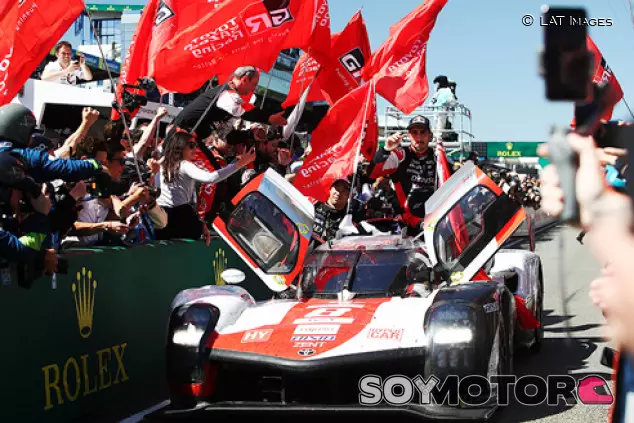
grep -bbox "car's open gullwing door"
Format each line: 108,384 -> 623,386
423,161 -> 526,284
213,169 -> 315,292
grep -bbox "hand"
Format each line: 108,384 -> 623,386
82,107 -> 100,126
385,133 -> 404,151
268,111 -> 287,126
106,221 -> 130,236
78,54 -> 86,66
29,184 -> 51,215
69,180 -> 88,201
156,106 -> 168,119
538,133 -> 605,226
202,224 -> 211,246
67,63 -> 80,74
147,158 -> 161,175
43,249 -> 58,275
277,148 -> 292,166
236,147 -> 256,168
126,211 -> 141,228
596,147 -> 628,167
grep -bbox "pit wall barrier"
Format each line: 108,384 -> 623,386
0,238 -> 268,423
512,209 -> 557,237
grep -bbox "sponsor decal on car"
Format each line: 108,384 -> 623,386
273,275 -> 286,286
297,348 -> 316,356
294,324 -> 340,335
297,222 -> 310,235
293,307 -> 355,325
367,328 -> 404,341
241,329 -> 273,343
291,335 -> 336,341
293,341 -> 327,348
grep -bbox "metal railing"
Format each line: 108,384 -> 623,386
381,104 -> 474,158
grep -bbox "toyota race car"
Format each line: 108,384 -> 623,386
148,163 -> 544,421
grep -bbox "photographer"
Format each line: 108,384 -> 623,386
41,41 -> 93,85
0,153 -> 57,275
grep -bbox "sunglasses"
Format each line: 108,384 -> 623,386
187,142 -> 197,149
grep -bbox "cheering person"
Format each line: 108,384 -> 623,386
155,131 -> 255,243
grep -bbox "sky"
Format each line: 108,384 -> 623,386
328,0 -> 634,142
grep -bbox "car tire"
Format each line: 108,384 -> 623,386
530,264 -> 544,354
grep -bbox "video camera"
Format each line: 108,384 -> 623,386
539,5 -> 632,222
112,77 -> 157,122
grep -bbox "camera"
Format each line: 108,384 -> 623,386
112,77 -> 157,121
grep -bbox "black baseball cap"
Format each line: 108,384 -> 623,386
407,115 -> 430,130
331,178 -> 351,189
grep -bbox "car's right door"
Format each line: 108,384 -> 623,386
423,161 -> 526,284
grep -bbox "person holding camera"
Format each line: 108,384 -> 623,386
155,131 -> 256,244
41,41 -> 93,85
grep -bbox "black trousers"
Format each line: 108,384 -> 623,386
155,204 -> 203,241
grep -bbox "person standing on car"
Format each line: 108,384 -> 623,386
368,115 -> 437,236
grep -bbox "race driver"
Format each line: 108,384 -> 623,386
368,115 -> 437,235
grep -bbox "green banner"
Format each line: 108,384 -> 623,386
486,142 -> 544,158
86,4 -> 144,12
0,239 -> 267,422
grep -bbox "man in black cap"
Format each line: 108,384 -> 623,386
368,115 -> 437,235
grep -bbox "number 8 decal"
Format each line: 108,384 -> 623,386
304,308 -> 351,318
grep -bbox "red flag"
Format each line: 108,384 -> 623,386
570,35 -> 623,127
0,2 -> 18,103
361,89 -> 378,161
293,81 -> 375,202
281,53 -> 324,109
305,0 -> 331,67
318,10 -> 371,106
362,0 -> 448,114
112,0 -> 159,120
153,0 -> 326,94
0,0 -> 84,106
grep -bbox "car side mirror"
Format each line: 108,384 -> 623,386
221,269 -> 245,285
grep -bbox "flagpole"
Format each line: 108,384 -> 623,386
622,98 -> 634,121
259,72 -> 274,108
346,81 -> 375,215
290,48 -> 313,153
85,7 -> 144,184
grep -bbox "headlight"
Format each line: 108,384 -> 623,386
168,304 -> 219,350
433,327 -> 473,344
173,324 -> 207,347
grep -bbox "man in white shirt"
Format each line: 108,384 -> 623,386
41,41 -> 93,85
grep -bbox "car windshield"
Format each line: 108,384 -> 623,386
300,249 -> 418,297
434,186 -> 497,268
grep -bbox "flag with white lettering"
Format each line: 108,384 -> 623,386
570,35 -> 624,128
0,0 -> 84,106
293,81 -> 375,202
152,0 -> 329,94
362,0 -> 448,114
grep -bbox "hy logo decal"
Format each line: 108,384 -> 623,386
72,267 -> 97,339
